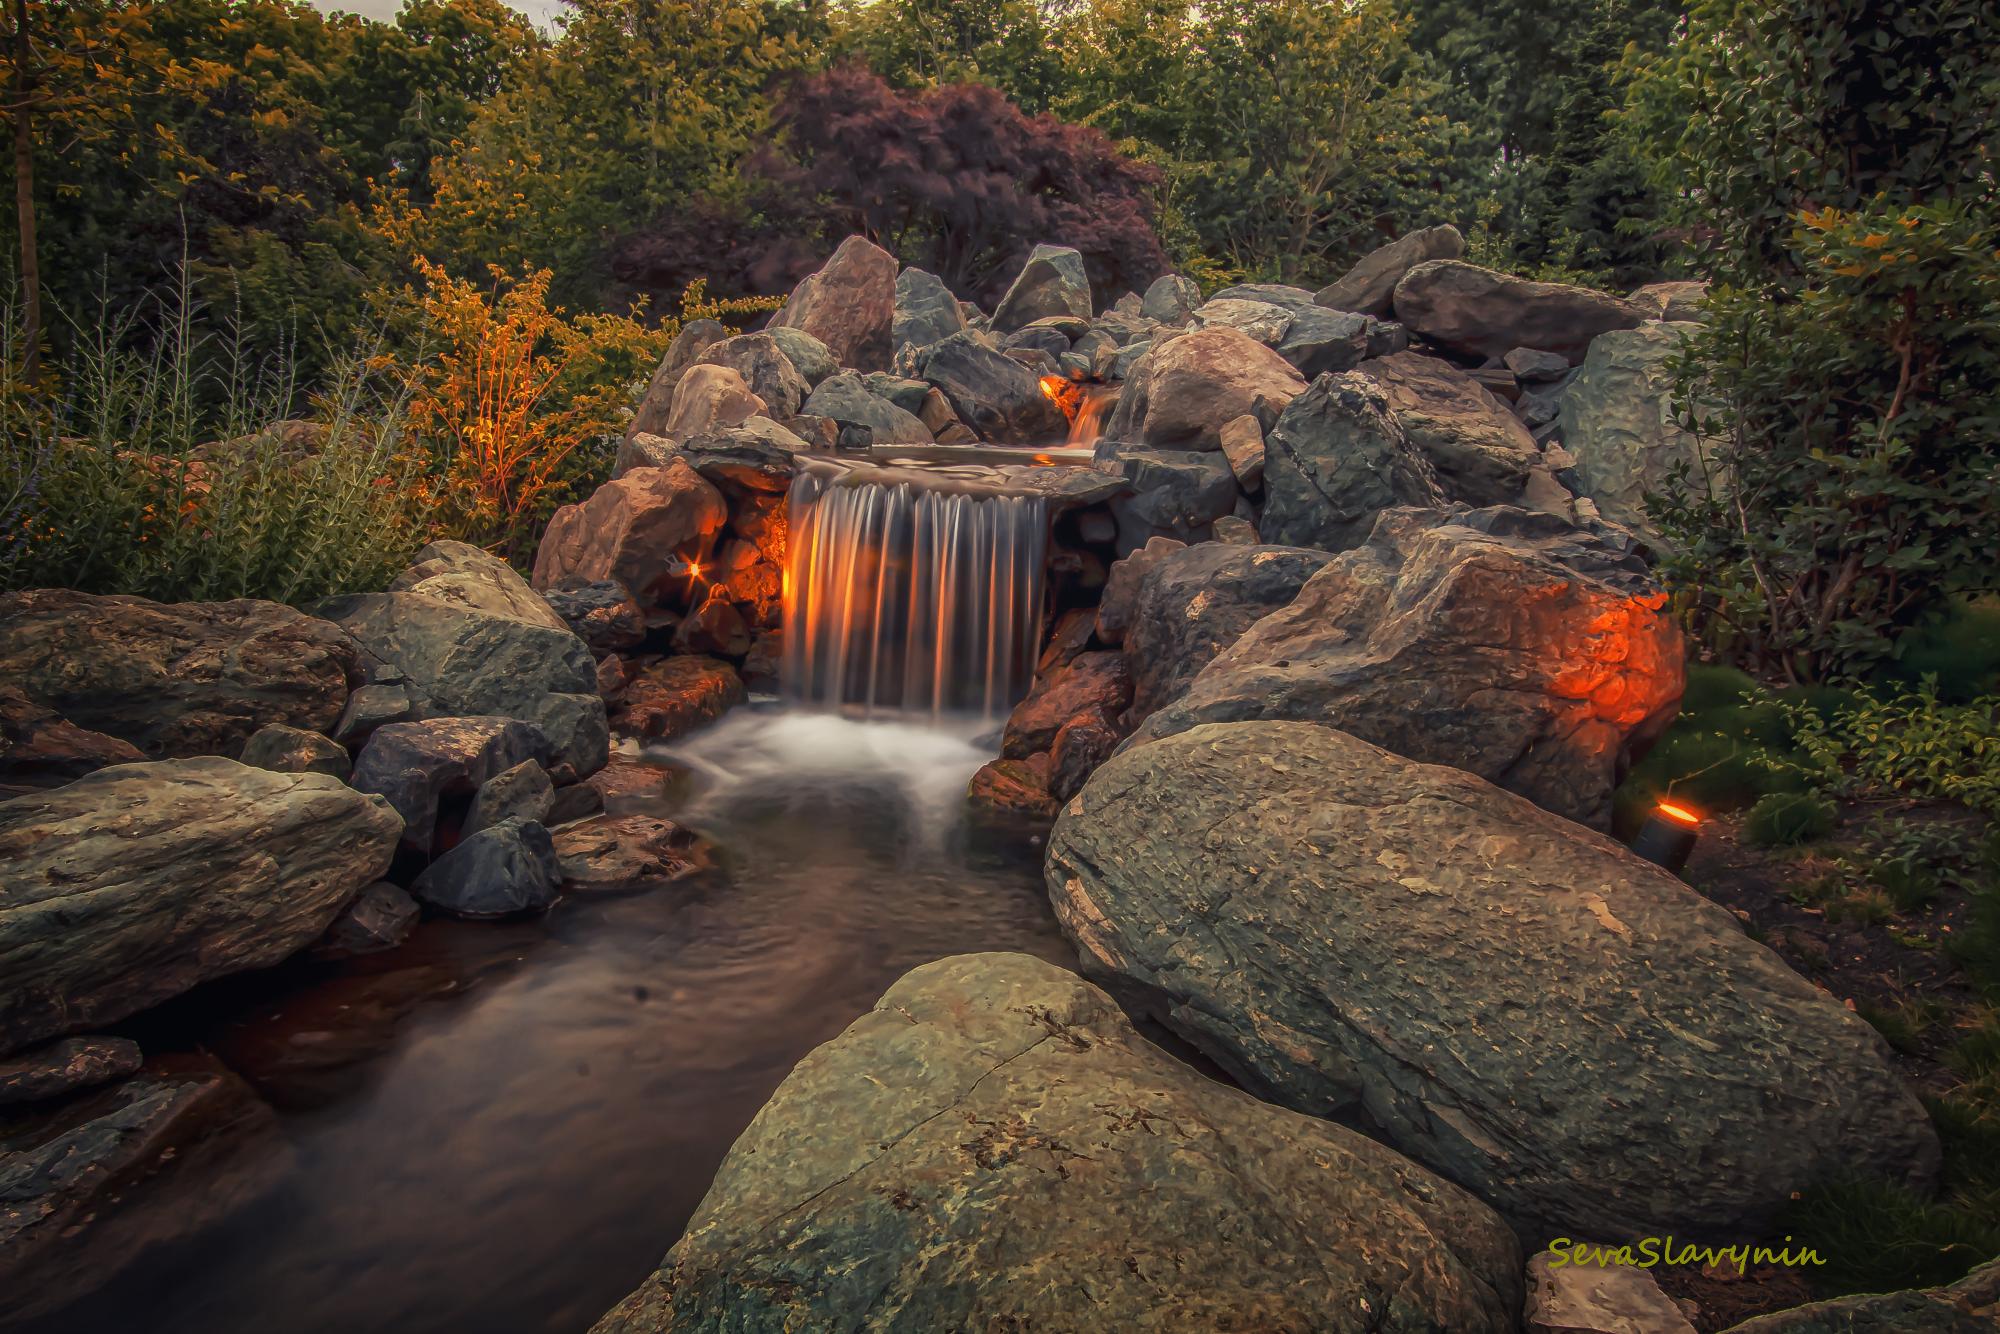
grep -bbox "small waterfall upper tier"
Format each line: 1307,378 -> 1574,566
781,462 -> 1050,722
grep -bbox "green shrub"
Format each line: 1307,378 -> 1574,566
2,284 -> 434,605
1745,791 -> 1838,847
1783,682 -> 2000,818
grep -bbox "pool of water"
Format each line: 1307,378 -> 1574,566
45,708 -> 1073,1334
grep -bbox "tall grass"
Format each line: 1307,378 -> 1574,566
1,273 -> 436,605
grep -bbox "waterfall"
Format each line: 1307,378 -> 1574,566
782,469 -> 1049,722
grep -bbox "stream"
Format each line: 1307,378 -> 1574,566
49,707 -> 1073,1334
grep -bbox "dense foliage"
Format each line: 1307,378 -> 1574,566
1640,0 -> 2000,683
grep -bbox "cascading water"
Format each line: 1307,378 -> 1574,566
781,467 -> 1049,722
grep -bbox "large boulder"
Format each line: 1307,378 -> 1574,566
0,758 -> 399,1054
890,266 -> 967,366
1046,721 -> 1941,1239
990,243 -> 1093,333
531,459 -> 728,601
320,551 -> 606,781
1558,322 -> 1709,540
1122,543 -> 1336,720
625,318 -> 726,441
915,332 -> 1066,444
1259,372 -> 1444,552
348,715 -> 551,855
0,590 -> 358,760
1719,1259 -> 2000,1333
615,422 -> 801,493
1629,280 -> 1710,323
0,686 -> 145,794
1357,350 -> 1543,504
768,234 -> 898,372
1315,223 -> 1465,317
392,539 -> 574,631
765,327 -> 837,388
1132,507 -> 1684,827
1393,260 -> 1647,362
541,580 -> 649,655
1100,327 -> 1307,451
661,364 -> 767,439
801,371 -> 933,447
590,952 -> 1523,1334
695,332 -> 811,418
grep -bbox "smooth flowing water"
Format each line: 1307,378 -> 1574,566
45,709 -> 1072,1334
782,469 -> 1048,721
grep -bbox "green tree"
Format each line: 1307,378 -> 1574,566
1638,0 -> 2000,682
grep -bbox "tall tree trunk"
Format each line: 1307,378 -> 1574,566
11,0 -> 38,382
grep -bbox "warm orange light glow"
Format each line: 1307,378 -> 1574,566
1039,375 -> 1065,403
1655,800 -> 1700,826
686,561 -> 704,580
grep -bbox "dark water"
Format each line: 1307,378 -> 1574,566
48,708 -> 1072,1334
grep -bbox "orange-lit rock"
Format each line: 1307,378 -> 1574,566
1000,651 -> 1131,759
531,460 -> 726,605
966,753 -> 1058,822
768,234 -> 898,372
1130,507 -> 1684,828
614,656 -> 745,741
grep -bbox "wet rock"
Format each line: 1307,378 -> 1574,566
238,723 -> 350,781
309,880 -> 420,960
552,813 -> 715,890
695,333 -> 810,419
464,758 -> 556,837
1315,223 -> 1466,317
1133,507 -> 1683,827
1048,720 -> 1941,1240
349,716 -> 551,855
542,579 -> 649,655
589,952 -> 1522,1334
626,319 -> 727,441
1140,272 -> 1201,325
0,590 -> 358,760
411,816 -> 560,918
0,687 -> 144,794
890,267 -> 967,367
705,538 -> 782,630
991,243 -> 1092,333
0,1058 -> 285,1330
1630,280 -> 1710,323
0,1037 -> 143,1107
1260,372 -> 1444,552
1104,446 -> 1239,547
801,372 -> 933,446
615,657 -> 745,741
1122,543 -> 1335,720
1525,1249 -> 1696,1334
1094,536 -> 1185,647
915,332 -> 1066,445
1558,322 -> 1709,541
1001,652 -> 1131,758
321,554 -> 605,783
1100,327 -> 1306,451
671,596 -> 752,658
741,629 -> 782,692
584,753 -> 671,810
966,753 -> 1058,822
1718,1258 -> 2000,1333
768,234 -> 898,372
1217,413 -> 1265,490
531,460 -> 727,603
1357,350 -> 1542,505
1393,259 -> 1646,362
547,780 -> 605,826
0,759 -> 400,1054
1048,709 -> 1121,803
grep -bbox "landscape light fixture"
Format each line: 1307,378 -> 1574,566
1631,800 -> 1701,874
